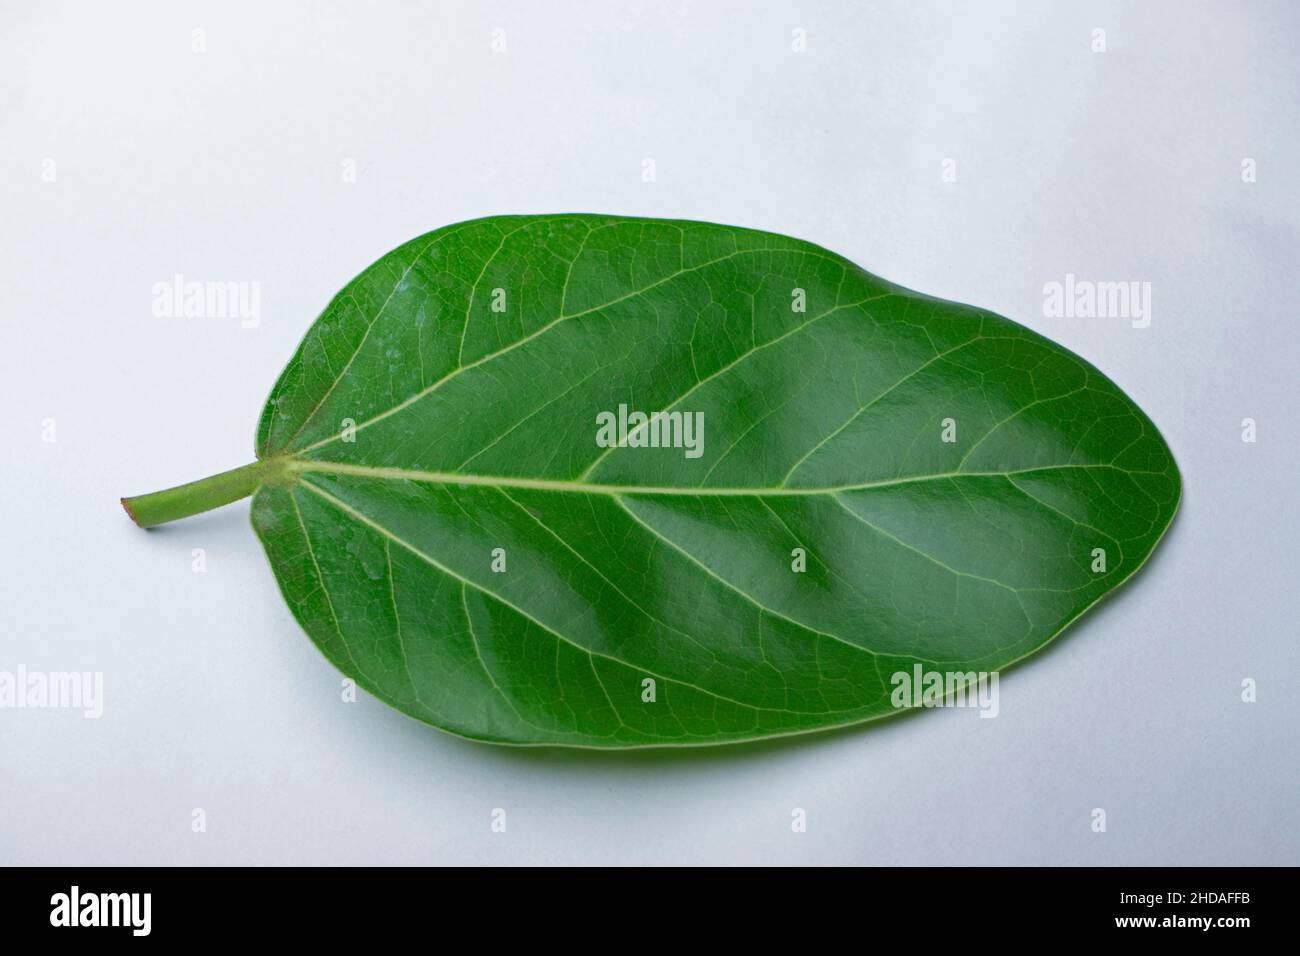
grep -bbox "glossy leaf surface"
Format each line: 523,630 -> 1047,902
250,215 -> 1180,747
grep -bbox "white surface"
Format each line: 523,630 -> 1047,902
1,0 -> 1297,865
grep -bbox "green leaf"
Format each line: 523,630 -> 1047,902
126,215 -> 1180,748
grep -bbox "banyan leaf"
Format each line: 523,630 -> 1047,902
123,215 -> 1180,748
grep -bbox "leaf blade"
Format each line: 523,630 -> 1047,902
252,215 -> 1180,747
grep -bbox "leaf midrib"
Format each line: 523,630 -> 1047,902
285,458 -> 1164,497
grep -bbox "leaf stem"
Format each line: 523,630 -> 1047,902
121,458 -> 287,528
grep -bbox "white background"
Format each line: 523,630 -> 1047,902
2,0 -> 1297,865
